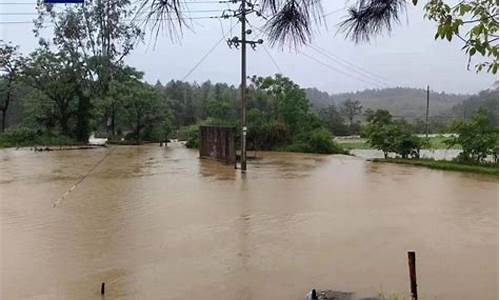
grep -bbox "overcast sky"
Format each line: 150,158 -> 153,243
0,0 -> 496,94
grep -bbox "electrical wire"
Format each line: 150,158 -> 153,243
181,21 -> 237,80
298,50 -> 385,88
262,44 -> 282,74
311,44 -> 396,86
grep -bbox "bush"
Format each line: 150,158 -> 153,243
282,128 -> 346,154
0,127 -> 77,148
247,121 -> 290,150
182,125 -> 200,149
446,113 -> 498,163
0,127 -> 38,147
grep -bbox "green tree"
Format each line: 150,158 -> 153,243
446,112 -> 499,163
339,0 -> 498,74
121,80 -> 163,142
318,104 -> 350,136
251,74 -> 310,136
340,98 -> 363,128
35,0 -> 143,136
0,41 -> 24,133
364,110 -> 425,158
22,47 -> 85,137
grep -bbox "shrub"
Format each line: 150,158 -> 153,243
446,113 -> 498,163
0,128 -> 77,148
282,128 -> 346,154
0,127 -> 38,147
247,121 -> 290,150
182,125 -> 200,149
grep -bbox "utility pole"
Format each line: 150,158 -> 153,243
463,101 -> 466,121
425,85 -> 430,138
226,0 -> 263,172
240,0 -> 247,171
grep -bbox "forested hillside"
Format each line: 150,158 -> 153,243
306,87 -> 469,119
449,88 -> 499,127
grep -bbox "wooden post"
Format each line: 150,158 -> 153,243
101,282 -> 105,295
408,251 -> 418,300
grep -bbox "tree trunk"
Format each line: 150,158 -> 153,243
111,105 -> 116,136
1,109 -> 6,133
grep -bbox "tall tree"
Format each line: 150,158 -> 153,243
23,47 -> 84,136
35,0 -> 143,136
0,41 -> 24,133
319,104 -> 350,136
340,98 -> 363,128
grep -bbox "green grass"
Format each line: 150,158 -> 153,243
336,140 -> 373,150
372,158 -> 498,176
335,135 -> 460,150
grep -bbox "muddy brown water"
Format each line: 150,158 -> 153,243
1,144 -> 498,300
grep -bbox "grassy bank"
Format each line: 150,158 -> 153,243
336,135 -> 460,150
371,158 -> 498,176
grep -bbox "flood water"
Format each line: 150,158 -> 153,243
1,144 -> 498,300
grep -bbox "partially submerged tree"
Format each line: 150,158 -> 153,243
446,112 -> 498,163
364,109 -> 425,158
23,47 -> 87,137
35,0 -> 143,136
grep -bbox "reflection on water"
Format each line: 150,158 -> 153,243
0,143 -> 498,300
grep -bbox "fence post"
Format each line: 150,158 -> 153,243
408,251 -> 418,300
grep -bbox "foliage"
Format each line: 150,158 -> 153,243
0,127 -> 76,148
283,127 -> 346,154
182,125 -> 200,149
364,110 -> 425,158
318,104 -> 351,136
340,0 -> 498,74
22,47 -> 88,139
32,0 -> 143,138
425,0 -> 499,73
0,41 -> 24,133
446,112 -> 498,163
340,98 -> 363,127
451,88 -> 499,126
119,77 -> 164,142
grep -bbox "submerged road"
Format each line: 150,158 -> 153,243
0,144 -> 498,299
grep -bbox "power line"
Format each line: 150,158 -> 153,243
0,9 -> 225,15
181,21 -> 237,80
312,44 -> 396,86
262,44 -> 282,74
298,50 -> 385,88
307,45 -> 391,87
0,0 -> 226,3
246,21 -> 282,74
0,15 -> 223,24
247,23 -> 383,88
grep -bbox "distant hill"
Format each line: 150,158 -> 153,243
449,88 -> 499,127
306,87 -> 469,120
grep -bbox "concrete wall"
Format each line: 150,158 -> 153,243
199,126 -> 236,164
